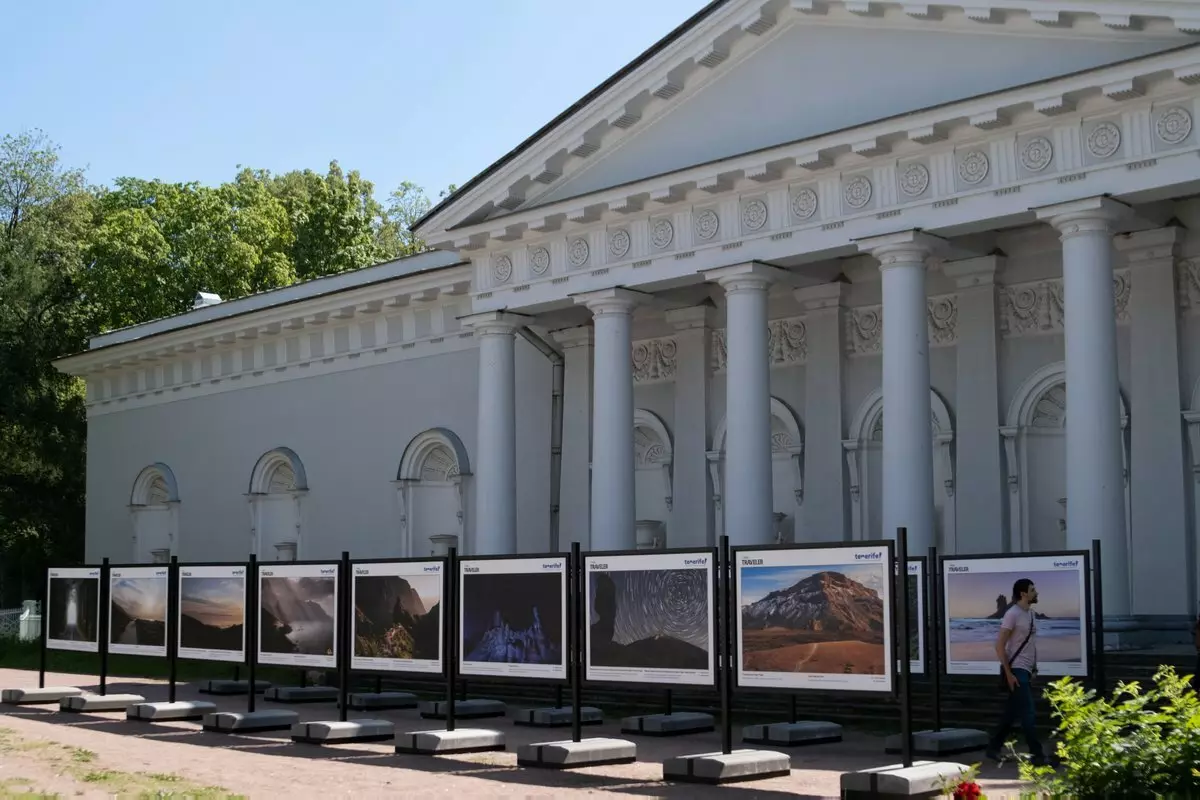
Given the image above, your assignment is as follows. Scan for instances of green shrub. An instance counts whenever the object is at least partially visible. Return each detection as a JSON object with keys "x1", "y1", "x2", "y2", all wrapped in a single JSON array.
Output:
[{"x1": 1019, "y1": 666, "x2": 1200, "y2": 798}]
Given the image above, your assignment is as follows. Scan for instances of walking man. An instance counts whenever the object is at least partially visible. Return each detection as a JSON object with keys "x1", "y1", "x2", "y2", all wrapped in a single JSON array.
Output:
[{"x1": 986, "y1": 578, "x2": 1051, "y2": 765}]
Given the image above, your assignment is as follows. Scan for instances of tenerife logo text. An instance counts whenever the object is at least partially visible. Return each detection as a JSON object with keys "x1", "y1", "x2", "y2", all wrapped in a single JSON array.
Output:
[
  {"x1": 542, "y1": 562, "x2": 563, "y2": 571},
  {"x1": 422, "y1": 565, "x2": 441, "y2": 573},
  {"x1": 683, "y1": 558, "x2": 708, "y2": 566},
  {"x1": 854, "y1": 552, "x2": 883, "y2": 561},
  {"x1": 1053, "y1": 560, "x2": 1079, "y2": 569},
  {"x1": 319, "y1": 568, "x2": 336, "y2": 576}
]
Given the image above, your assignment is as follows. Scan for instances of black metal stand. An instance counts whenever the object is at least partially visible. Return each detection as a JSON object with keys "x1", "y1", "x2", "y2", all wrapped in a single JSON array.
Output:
[
  {"x1": 1091, "y1": 539, "x2": 1105, "y2": 696},
  {"x1": 247, "y1": 554, "x2": 258, "y2": 714},
  {"x1": 789, "y1": 694, "x2": 797, "y2": 725},
  {"x1": 445, "y1": 546, "x2": 457, "y2": 734},
  {"x1": 168, "y1": 557, "x2": 179, "y2": 704},
  {"x1": 99, "y1": 558, "x2": 110, "y2": 697},
  {"x1": 896, "y1": 529, "x2": 913, "y2": 769},
  {"x1": 928, "y1": 545, "x2": 942, "y2": 733},
  {"x1": 375, "y1": 675, "x2": 382, "y2": 694},
  {"x1": 338, "y1": 550, "x2": 350, "y2": 723},
  {"x1": 719, "y1": 534, "x2": 733, "y2": 756},
  {"x1": 570, "y1": 541, "x2": 582, "y2": 743},
  {"x1": 555, "y1": 683, "x2": 563, "y2": 710},
  {"x1": 665, "y1": 688, "x2": 673, "y2": 716},
  {"x1": 37, "y1": 568, "x2": 48, "y2": 690}
]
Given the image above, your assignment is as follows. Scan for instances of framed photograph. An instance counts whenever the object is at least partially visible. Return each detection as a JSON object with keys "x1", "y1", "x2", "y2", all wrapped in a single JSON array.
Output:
[
  {"x1": 458, "y1": 556, "x2": 567, "y2": 680},
  {"x1": 351, "y1": 560, "x2": 444, "y2": 674},
  {"x1": 584, "y1": 550, "x2": 715, "y2": 687},
  {"x1": 942, "y1": 553, "x2": 1089, "y2": 678},
  {"x1": 46, "y1": 567, "x2": 101, "y2": 653},
  {"x1": 258, "y1": 563, "x2": 338, "y2": 669},
  {"x1": 895, "y1": 558, "x2": 925, "y2": 675},
  {"x1": 108, "y1": 566, "x2": 169, "y2": 657},
  {"x1": 735, "y1": 543, "x2": 894, "y2": 693},
  {"x1": 178, "y1": 565, "x2": 247, "y2": 663}
]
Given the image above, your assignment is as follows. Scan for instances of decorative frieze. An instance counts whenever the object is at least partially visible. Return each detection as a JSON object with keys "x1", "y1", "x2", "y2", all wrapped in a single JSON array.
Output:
[
  {"x1": 998, "y1": 269, "x2": 1131, "y2": 337},
  {"x1": 844, "y1": 294, "x2": 959, "y2": 357},
  {"x1": 1179, "y1": 257, "x2": 1200, "y2": 313},
  {"x1": 632, "y1": 337, "x2": 677, "y2": 383}
]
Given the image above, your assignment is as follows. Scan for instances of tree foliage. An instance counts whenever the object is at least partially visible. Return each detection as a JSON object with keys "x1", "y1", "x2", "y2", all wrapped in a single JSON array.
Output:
[{"x1": 0, "y1": 128, "x2": 448, "y2": 603}]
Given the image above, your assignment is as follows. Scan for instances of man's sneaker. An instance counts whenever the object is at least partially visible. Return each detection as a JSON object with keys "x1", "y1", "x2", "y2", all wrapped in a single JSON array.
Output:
[{"x1": 984, "y1": 749, "x2": 1004, "y2": 763}]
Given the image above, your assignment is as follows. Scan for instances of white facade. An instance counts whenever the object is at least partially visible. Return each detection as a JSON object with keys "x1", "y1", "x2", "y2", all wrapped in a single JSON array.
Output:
[{"x1": 58, "y1": 1, "x2": 1200, "y2": 632}]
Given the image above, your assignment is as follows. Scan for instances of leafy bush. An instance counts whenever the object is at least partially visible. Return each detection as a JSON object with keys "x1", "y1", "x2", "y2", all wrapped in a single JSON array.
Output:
[{"x1": 1019, "y1": 666, "x2": 1200, "y2": 798}]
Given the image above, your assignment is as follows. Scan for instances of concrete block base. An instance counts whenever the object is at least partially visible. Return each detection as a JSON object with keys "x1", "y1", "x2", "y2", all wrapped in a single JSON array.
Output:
[
  {"x1": 884, "y1": 728, "x2": 989, "y2": 757},
  {"x1": 394, "y1": 728, "x2": 506, "y2": 755},
  {"x1": 291, "y1": 719, "x2": 395, "y2": 745},
  {"x1": 1, "y1": 687, "x2": 83, "y2": 705},
  {"x1": 663, "y1": 749, "x2": 792, "y2": 785},
  {"x1": 620, "y1": 711, "x2": 714, "y2": 737},
  {"x1": 264, "y1": 686, "x2": 338, "y2": 704},
  {"x1": 59, "y1": 693, "x2": 145, "y2": 713},
  {"x1": 198, "y1": 680, "x2": 270, "y2": 696},
  {"x1": 346, "y1": 692, "x2": 418, "y2": 711},
  {"x1": 126, "y1": 701, "x2": 218, "y2": 722},
  {"x1": 516, "y1": 737, "x2": 637, "y2": 769},
  {"x1": 513, "y1": 706, "x2": 603, "y2": 728},
  {"x1": 202, "y1": 709, "x2": 300, "y2": 733},
  {"x1": 418, "y1": 698, "x2": 506, "y2": 720},
  {"x1": 742, "y1": 721, "x2": 842, "y2": 747},
  {"x1": 841, "y1": 761, "x2": 972, "y2": 799}
]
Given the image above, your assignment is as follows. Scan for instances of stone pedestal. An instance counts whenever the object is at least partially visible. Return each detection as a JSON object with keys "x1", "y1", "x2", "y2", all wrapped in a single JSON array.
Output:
[
  {"x1": 59, "y1": 693, "x2": 144, "y2": 713},
  {"x1": 127, "y1": 701, "x2": 217, "y2": 722},
  {"x1": 742, "y1": 721, "x2": 842, "y2": 747},
  {"x1": 517, "y1": 738, "x2": 637, "y2": 769},
  {"x1": 418, "y1": 698, "x2": 506, "y2": 720},
  {"x1": 513, "y1": 706, "x2": 603, "y2": 727},
  {"x1": 841, "y1": 761, "x2": 971, "y2": 799},
  {"x1": 394, "y1": 728, "x2": 506, "y2": 755},
  {"x1": 1, "y1": 686, "x2": 82, "y2": 705},
  {"x1": 620, "y1": 711, "x2": 713, "y2": 736},
  {"x1": 884, "y1": 729, "x2": 988, "y2": 757},
  {"x1": 198, "y1": 679, "x2": 270, "y2": 695},
  {"x1": 291, "y1": 719, "x2": 395, "y2": 745},
  {"x1": 663, "y1": 749, "x2": 791, "y2": 785},
  {"x1": 202, "y1": 709, "x2": 300, "y2": 733},
  {"x1": 264, "y1": 686, "x2": 338, "y2": 704},
  {"x1": 346, "y1": 691, "x2": 418, "y2": 710}
]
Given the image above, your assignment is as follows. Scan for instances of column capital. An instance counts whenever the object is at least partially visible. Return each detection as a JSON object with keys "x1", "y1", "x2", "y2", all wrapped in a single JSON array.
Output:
[
  {"x1": 573, "y1": 287, "x2": 650, "y2": 316},
  {"x1": 794, "y1": 281, "x2": 848, "y2": 311},
  {"x1": 703, "y1": 261, "x2": 788, "y2": 293},
  {"x1": 550, "y1": 326, "x2": 594, "y2": 349},
  {"x1": 1034, "y1": 196, "x2": 1133, "y2": 239},
  {"x1": 1114, "y1": 226, "x2": 1182, "y2": 265},
  {"x1": 460, "y1": 310, "x2": 530, "y2": 335},
  {"x1": 665, "y1": 304, "x2": 718, "y2": 330},
  {"x1": 855, "y1": 230, "x2": 947, "y2": 268},
  {"x1": 943, "y1": 255, "x2": 1006, "y2": 289}
]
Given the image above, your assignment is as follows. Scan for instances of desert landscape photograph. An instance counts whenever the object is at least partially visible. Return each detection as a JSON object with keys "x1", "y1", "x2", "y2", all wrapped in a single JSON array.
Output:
[
  {"x1": 109, "y1": 569, "x2": 168, "y2": 655},
  {"x1": 738, "y1": 554, "x2": 891, "y2": 690},
  {"x1": 588, "y1": 566, "x2": 711, "y2": 677},
  {"x1": 460, "y1": 567, "x2": 564, "y2": 673},
  {"x1": 47, "y1": 572, "x2": 100, "y2": 651},
  {"x1": 258, "y1": 569, "x2": 338, "y2": 667},
  {"x1": 353, "y1": 568, "x2": 441, "y2": 671},
  {"x1": 179, "y1": 570, "x2": 246, "y2": 661}
]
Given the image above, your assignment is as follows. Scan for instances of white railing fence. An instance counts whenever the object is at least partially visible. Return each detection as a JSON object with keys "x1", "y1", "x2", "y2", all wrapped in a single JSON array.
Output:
[{"x1": 0, "y1": 601, "x2": 41, "y2": 642}]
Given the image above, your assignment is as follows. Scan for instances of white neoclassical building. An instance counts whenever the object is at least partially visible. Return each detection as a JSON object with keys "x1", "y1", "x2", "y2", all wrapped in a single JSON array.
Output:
[{"x1": 58, "y1": 0, "x2": 1200, "y2": 636}]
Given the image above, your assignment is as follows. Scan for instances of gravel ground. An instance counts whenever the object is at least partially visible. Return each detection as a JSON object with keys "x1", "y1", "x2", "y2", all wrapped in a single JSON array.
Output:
[{"x1": 0, "y1": 668, "x2": 1034, "y2": 798}]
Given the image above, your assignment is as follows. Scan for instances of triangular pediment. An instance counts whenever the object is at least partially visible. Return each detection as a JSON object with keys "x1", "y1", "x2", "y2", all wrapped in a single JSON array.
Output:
[{"x1": 417, "y1": 0, "x2": 1195, "y2": 243}]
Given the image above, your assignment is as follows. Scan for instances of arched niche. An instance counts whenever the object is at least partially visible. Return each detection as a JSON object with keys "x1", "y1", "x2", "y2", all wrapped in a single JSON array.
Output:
[
  {"x1": 633, "y1": 409, "x2": 673, "y2": 549},
  {"x1": 843, "y1": 388, "x2": 956, "y2": 550},
  {"x1": 396, "y1": 428, "x2": 471, "y2": 557},
  {"x1": 247, "y1": 447, "x2": 308, "y2": 561},
  {"x1": 129, "y1": 463, "x2": 179, "y2": 563},
  {"x1": 1001, "y1": 361, "x2": 1130, "y2": 554},
  {"x1": 708, "y1": 397, "x2": 804, "y2": 545}
]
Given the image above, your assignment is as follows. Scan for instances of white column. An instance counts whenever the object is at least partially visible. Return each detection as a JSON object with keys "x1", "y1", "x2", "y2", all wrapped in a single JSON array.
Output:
[
  {"x1": 1036, "y1": 197, "x2": 1131, "y2": 617},
  {"x1": 552, "y1": 327, "x2": 594, "y2": 550},
  {"x1": 705, "y1": 263, "x2": 786, "y2": 546},
  {"x1": 795, "y1": 283, "x2": 849, "y2": 541},
  {"x1": 1116, "y1": 227, "x2": 1188, "y2": 617},
  {"x1": 666, "y1": 306, "x2": 717, "y2": 548},
  {"x1": 857, "y1": 231, "x2": 943, "y2": 555},
  {"x1": 575, "y1": 289, "x2": 645, "y2": 551},
  {"x1": 944, "y1": 256, "x2": 1005, "y2": 554},
  {"x1": 462, "y1": 311, "x2": 526, "y2": 555}
]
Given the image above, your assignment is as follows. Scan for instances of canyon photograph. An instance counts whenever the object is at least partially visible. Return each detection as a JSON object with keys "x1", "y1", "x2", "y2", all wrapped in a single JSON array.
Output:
[{"x1": 353, "y1": 570, "x2": 441, "y2": 669}]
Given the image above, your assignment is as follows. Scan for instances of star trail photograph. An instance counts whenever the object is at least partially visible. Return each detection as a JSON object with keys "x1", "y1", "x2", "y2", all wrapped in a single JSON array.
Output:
[{"x1": 585, "y1": 552, "x2": 714, "y2": 686}]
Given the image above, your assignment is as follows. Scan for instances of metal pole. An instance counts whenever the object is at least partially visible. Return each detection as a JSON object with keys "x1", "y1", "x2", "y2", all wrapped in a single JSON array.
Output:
[
  {"x1": 375, "y1": 675, "x2": 382, "y2": 694},
  {"x1": 665, "y1": 688, "x2": 673, "y2": 716},
  {"x1": 247, "y1": 554, "x2": 257, "y2": 714},
  {"x1": 339, "y1": 551, "x2": 350, "y2": 723},
  {"x1": 720, "y1": 534, "x2": 733, "y2": 756},
  {"x1": 38, "y1": 567, "x2": 48, "y2": 690},
  {"x1": 168, "y1": 557, "x2": 179, "y2": 704},
  {"x1": 928, "y1": 546, "x2": 942, "y2": 733},
  {"x1": 570, "y1": 541, "x2": 582, "y2": 743},
  {"x1": 1091, "y1": 539, "x2": 1106, "y2": 696},
  {"x1": 446, "y1": 546, "x2": 457, "y2": 733},
  {"x1": 897, "y1": 529, "x2": 913, "y2": 769},
  {"x1": 99, "y1": 558, "x2": 110, "y2": 697},
  {"x1": 789, "y1": 694, "x2": 797, "y2": 725}
]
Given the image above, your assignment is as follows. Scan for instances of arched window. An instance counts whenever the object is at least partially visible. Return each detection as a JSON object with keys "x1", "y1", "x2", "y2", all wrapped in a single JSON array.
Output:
[
  {"x1": 396, "y1": 429, "x2": 471, "y2": 557},
  {"x1": 633, "y1": 409, "x2": 673, "y2": 549},
  {"x1": 248, "y1": 447, "x2": 308, "y2": 561},
  {"x1": 129, "y1": 463, "x2": 180, "y2": 563}
]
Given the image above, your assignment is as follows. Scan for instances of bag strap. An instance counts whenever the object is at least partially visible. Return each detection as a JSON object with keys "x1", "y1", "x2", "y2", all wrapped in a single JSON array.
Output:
[{"x1": 1008, "y1": 610, "x2": 1035, "y2": 665}]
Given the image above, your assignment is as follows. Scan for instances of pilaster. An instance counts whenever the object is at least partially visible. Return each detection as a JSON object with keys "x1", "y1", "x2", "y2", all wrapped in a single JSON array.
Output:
[
  {"x1": 553, "y1": 326, "x2": 594, "y2": 550},
  {"x1": 1116, "y1": 227, "x2": 1189, "y2": 616},
  {"x1": 944, "y1": 256, "x2": 1005, "y2": 554},
  {"x1": 666, "y1": 305, "x2": 717, "y2": 548},
  {"x1": 795, "y1": 283, "x2": 849, "y2": 541}
]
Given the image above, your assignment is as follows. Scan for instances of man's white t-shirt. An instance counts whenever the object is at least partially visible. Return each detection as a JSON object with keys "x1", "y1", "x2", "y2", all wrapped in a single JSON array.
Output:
[{"x1": 1001, "y1": 604, "x2": 1037, "y2": 673}]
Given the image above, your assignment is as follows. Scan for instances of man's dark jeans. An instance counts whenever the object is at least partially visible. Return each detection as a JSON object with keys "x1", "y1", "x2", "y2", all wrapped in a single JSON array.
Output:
[{"x1": 988, "y1": 668, "x2": 1045, "y2": 761}]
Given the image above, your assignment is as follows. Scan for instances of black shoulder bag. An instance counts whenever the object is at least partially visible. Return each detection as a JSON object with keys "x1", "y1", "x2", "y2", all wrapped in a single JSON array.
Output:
[{"x1": 999, "y1": 613, "x2": 1035, "y2": 692}]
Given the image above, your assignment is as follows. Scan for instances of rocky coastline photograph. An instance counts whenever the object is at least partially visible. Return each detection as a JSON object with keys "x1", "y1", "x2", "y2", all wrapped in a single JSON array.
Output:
[
  {"x1": 47, "y1": 574, "x2": 100, "y2": 648},
  {"x1": 740, "y1": 563, "x2": 887, "y2": 678},
  {"x1": 259, "y1": 573, "x2": 337, "y2": 664},
  {"x1": 353, "y1": 572, "x2": 441, "y2": 664},
  {"x1": 179, "y1": 573, "x2": 245, "y2": 658},
  {"x1": 460, "y1": 571, "x2": 563, "y2": 666},
  {"x1": 109, "y1": 571, "x2": 168, "y2": 654},
  {"x1": 588, "y1": 568, "x2": 709, "y2": 672}
]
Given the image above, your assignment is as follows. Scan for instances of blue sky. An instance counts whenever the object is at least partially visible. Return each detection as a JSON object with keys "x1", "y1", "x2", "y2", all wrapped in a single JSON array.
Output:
[
  {"x1": 740, "y1": 564, "x2": 886, "y2": 606},
  {"x1": 3, "y1": 1, "x2": 707, "y2": 200}
]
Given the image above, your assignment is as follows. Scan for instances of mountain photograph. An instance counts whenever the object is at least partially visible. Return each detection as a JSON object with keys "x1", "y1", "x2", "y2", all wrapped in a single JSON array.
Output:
[
  {"x1": 354, "y1": 573, "x2": 441, "y2": 662},
  {"x1": 110, "y1": 575, "x2": 167, "y2": 650},
  {"x1": 740, "y1": 564, "x2": 886, "y2": 677},
  {"x1": 180, "y1": 576, "x2": 245, "y2": 655},
  {"x1": 461, "y1": 572, "x2": 563, "y2": 665},
  {"x1": 588, "y1": 569, "x2": 709, "y2": 672},
  {"x1": 259, "y1": 575, "x2": 336, "y2": 657}
]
